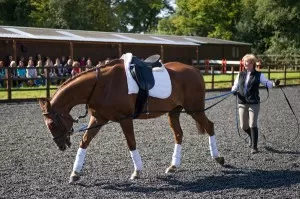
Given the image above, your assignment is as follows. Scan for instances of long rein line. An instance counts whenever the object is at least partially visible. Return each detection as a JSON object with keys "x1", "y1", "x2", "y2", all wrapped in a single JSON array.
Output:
[
  {"x1": 234, "y1": 86, "x2": 270, "y2": 145},
  {"x1": 261, "y1": 87, "x2": 300, "y2": 148},
  {"x1": 75, "y1": 91, "x2": 234, "y2": 132},
  {"x1": 234, "y1": 86, "x2": 300, "y2": 148},
  {"x1": 73, "y1": 68, "x2": 100, "y2": 123}
]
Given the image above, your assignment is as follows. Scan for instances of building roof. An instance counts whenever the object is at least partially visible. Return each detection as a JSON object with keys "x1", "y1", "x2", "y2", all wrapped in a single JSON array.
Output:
[{"x1": 0, "y1": 26, "x2": 251, "y2": 46}]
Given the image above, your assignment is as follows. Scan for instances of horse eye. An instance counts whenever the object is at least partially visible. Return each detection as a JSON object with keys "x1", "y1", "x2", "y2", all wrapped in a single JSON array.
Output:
[{"x1": 46, "y1": 119, "x2": 56, "y2": 129}]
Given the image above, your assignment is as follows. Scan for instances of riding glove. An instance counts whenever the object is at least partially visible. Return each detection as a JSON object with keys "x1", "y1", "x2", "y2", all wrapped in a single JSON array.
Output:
[{"x1": 273, "y1": 79, "x2": 280, "y2": 87}]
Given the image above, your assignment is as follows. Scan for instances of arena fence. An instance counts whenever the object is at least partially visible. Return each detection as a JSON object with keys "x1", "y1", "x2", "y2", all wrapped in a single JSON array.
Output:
[{"x1": 0, "y1": 64, "x2": 299, "y2": 102}]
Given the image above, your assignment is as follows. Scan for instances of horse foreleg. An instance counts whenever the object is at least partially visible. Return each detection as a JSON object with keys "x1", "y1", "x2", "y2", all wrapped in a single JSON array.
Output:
[
  {"x1": 119, "y1": 118, "x2": 142, "y2": 180},
  {"x1": 166, "y1": 106, "x2": 183, "y2": 173},
  {"x1": 69, "y1": 116, "x2": 104, "y2": 184}
]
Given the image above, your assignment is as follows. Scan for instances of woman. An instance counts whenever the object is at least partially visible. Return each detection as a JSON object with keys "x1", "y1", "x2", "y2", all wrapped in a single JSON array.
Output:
[
  {"x1": 17, "y1": 60, "x2": 26, "y2": 87},
  {"x1": 71, "y1": 61, "x2": 81, "y2": 77},
  {"x1": 231, "y1": 54, "x2": 280, "y2": 154},
  {"x1": 0, "y1": 60, "x2": 7, "y2": 88},
  {"x1": 36, "y1": 60, "x2": 45, "y2": 86},
  {"x1": 45, "y1": 58, "x2": 57, "y2": 85},
  {"x1": 26, "y1": 59, "x2": 38, "y2": 86}
]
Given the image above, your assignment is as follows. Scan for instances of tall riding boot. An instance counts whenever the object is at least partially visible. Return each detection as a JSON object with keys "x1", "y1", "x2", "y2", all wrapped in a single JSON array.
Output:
[
  {"x1": 244, "y1": 128, "x2": 251, "y2": 147},
  {"x1": 250, "y1": 127, "x2": 259, "y2": 154}
]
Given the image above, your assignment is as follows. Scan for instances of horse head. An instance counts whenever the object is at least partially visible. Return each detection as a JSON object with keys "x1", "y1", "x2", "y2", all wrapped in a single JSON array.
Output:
[{"x1": 39, "y1": 98, "x2": 75, "y2": 151}]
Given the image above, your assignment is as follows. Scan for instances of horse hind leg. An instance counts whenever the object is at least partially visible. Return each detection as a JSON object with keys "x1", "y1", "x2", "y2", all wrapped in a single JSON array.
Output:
[
  {"x1": 165, "y1": 106, "x2": 184, "y2": 174},
  {"x1": 190, "y1": 112, "x2": 225, "y2": 166}
]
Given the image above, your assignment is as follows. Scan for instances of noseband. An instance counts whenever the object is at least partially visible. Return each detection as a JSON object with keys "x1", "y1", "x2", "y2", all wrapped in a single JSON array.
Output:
[{"x1": 42, "y1": 110, "x2": 77, "y2": 142}]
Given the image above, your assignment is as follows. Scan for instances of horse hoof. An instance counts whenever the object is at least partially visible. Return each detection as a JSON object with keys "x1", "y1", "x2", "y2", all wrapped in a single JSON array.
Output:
[
  {"x1": 69, "y1": 175, "x2": 80, "y2": 184},
  {"x1": 215, "y1": 157, "x2": 225, "y2": 165},
  {"x1": 130, "y1": 170, "x2": 140, "y2": 180},
  {"x1": 165, "y1": 165, "x2": 177, "y2": 173},
  {"x1": 69, "y1": 171, "x2": 80, "y2": 184},
  {"x1": 251, "y1": 149, "x2": 259, "y2": 154}
]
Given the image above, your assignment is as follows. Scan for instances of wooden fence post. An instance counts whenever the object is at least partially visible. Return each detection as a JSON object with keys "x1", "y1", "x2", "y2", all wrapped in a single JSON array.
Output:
[
  {"x1": 267, "y1": 65, "x2": 270, "y2": 80},
  {"x1": 46, "y1": 67, "x2": 50, "y2": 98},
  {"x1": 231, "y1": 66, "x2": 234, "y2": 85},
  {"x1": 284, "y1": 65, "x2": 287, "y2": 86},
  {"x1": 7, "y1": 68, "x2": 12, "y2": 100},
  {"x1": 211, "y1": 66, "x2": 214, "y2": 89},
  {"x1": 205, "y1": 59, "x2": 209, "y2": 74}
]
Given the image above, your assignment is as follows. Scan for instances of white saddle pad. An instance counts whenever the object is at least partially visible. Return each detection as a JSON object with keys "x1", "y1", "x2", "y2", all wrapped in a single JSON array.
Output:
[{"x1": 120, "y1": 53, "x2": 172, "y2": 99}]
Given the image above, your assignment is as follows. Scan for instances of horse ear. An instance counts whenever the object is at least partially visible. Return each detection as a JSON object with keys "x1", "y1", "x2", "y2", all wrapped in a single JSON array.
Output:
[
  {"x1": 44, "y1": 98, "x2": 52, "y2": 111},
  {"x1": 38, "y1": 98, "x2": 51, "y2": 111},
  {"x1": 38, "y1": 98, "x2": 46, "y2": 109}
]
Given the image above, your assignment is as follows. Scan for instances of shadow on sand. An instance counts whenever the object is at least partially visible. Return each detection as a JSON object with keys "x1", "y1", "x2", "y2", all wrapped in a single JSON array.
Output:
[
  {"x1": 77, "y1": 166, "x2": 300, "y2": 193},
  {"x1": 264, "y1": 146, "x2": 300, "y2": 155}
]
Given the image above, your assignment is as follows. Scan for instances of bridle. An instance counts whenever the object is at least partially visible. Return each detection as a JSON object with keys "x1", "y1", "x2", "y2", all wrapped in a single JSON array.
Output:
[
  {"x1": 42, "y1": 68, "x2": 100, "y2": 143},
  {"x1": 42, "y1": 110, "x2": 78, "y2": 144}
]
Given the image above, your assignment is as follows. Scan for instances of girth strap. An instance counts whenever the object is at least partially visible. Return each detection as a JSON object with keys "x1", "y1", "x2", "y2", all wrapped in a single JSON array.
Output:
[{"x1": 129, "y1": 55, "x2": 162, "y2": 118}]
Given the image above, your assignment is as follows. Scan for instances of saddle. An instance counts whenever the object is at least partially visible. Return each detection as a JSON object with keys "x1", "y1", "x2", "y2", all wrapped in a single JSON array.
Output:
[{"x1": 129, "y1": 54, "x2": 162, "y2": 118}]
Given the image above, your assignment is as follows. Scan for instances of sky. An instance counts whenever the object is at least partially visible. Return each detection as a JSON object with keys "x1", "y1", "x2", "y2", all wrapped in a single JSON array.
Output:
[{"x1": 159, "y1": 0, "x2": 176, "y2": 17}]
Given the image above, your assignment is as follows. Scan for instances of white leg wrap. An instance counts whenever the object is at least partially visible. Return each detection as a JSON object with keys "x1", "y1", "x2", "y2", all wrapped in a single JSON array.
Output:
[
  {"x1": 171, "y1": 144, "x2": 182, "y2": 167},
  {"x1": 130, "y1": 150, "x2": 143, "y2": 171},
  {"x1": 209, "y1": 135, "x2": 219, "y2": 158},
  {"x1": 72, "y1": 148, "x2": 87, "y2": 172}
]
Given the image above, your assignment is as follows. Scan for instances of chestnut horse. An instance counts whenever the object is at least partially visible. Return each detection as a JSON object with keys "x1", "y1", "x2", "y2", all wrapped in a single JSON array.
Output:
[{"x1": 39, "y1": 57, "x2": 224, "y2": 184}]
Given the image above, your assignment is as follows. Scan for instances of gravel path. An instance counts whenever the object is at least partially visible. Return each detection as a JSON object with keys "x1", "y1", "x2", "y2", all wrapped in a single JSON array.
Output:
[{"x1": 0, "y1": 87, "x2": 299, "y2": 198}]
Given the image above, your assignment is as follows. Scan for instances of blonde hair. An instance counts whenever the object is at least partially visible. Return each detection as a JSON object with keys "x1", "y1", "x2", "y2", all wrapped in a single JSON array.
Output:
[
  {"x1": 37, "y1": 60, "x2": 43, "y2": 67},
  {"x1": 10, "y1": 61, "x2": 17, "y2": 67},
  {"x1": 72, "y1": 61, "x2": 80, "y2": 67},
  {"x1": 242, "y1": 54, "x2": 257, "y2": 67}
]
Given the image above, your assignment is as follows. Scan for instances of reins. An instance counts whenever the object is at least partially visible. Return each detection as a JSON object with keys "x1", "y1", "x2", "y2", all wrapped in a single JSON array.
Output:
[
  {"x1": 234, "y1": 86, "x2": 270, "y2": 145},
  {"x1": 75, "y1": 91, "x2": 234, "y2": 132},
  {"x1": 261, "y1": 87, "x2": 300, "y2": 148},
  {"x1": 74, "y1": 68, "x2": 99, "y2": 122},
  {"x1": 234, "y1": 87, "x2": 300, "y2": 149},
  {"x1": 42, "y1": 111, "x2": 77, "y2": 141}
]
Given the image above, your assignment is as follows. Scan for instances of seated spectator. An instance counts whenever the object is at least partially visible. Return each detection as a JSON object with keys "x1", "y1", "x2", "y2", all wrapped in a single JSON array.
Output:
[
  {"x1": 9, "y1": 61, "x2": 18, "y2": 87},
  {"x1": 85, "y1": 59, "x2": 93, "y2": 70},
  {"x1": 54, "y1": 58, "x2": 64, "y2": 84},
  {"x1": 104, "y1": 57, "x2": 111, "y2": 64},
  {"x1": 36, "y1": 54, "x2": 42, "y2": 64},
  {"x1": 36, "y1": 60, "x2": 45, "y2": 86},
  {"x1": 96, "y1": 61, "x2": 102, "y2": 67},
  {"x1": 71, "y1": 61, "x2": 80, "y2": 77},
  {"x1": 17, "y1": 61, "x2": 26, "y2": 87},
  {"x1": 80, "y1": 56, "x2": 86, "y2": 70},
  {"x1": 61, "y1": 56, "x2": 67, "y2": 66},
  {"x1": 45, "y1": 58, "x2": 57, "y2": 85},
  {"x1": 63, "y1": 59, "x2": 73, "y2": 77},
  {"x1": 26, "y1": 59, "x2": 38, "y2": 86},
  {"x1": 0, "y1": 60, "x2": 7, "y2": 88}
]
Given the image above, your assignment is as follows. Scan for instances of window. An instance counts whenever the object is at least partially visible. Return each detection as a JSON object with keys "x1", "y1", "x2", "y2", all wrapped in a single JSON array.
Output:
[{"x1": 232, "y1": 47, "x2": 239, "y2": 58}]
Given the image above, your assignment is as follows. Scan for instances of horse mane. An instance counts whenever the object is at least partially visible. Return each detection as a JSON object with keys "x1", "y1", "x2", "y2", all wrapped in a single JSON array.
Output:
[{"x1": 50, "y1": 58, "x2": 122, "y2": 99}]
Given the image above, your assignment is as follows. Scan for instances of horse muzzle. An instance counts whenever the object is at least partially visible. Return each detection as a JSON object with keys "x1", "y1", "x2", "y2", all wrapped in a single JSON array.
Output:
[{"x1": 54, "y1": 134, "x2": 72, "y2": 151}]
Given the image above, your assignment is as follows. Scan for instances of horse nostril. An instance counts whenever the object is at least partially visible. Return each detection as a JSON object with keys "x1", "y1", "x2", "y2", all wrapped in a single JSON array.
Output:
[
  {"x1": 58, "y1": 145, "x2": 66, "y2": 151},
  {"x1": 66, "y1": 138, "x2": 71, "y2": 148}
]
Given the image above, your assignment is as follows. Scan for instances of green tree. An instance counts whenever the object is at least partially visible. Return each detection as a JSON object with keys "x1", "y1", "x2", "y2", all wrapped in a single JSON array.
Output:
[
  {"x1": 158, "y1": 0, "x2": 242, "y2": 39},
  {"x1": 254, "y1": 0, "x2": 300, "y2": 55},
  {"x1": 234, "y1": 0, "x2": 264, "y2": 53},
  {"x1": 114, "y1": 0, "x2": 174, "y2": 33},
  {"x1": 235, "y1": 0, "x2": 300, "y2": 55},
  {"x1": 29, "y1": 0, "x2": 118, "y2": 31},
  {"x1": 0, "y1": 0, "x2": 32, "y2": 26}
]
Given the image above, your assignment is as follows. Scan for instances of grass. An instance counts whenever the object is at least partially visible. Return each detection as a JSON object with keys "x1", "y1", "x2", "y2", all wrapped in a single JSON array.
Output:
[
  {"x1": 0, "y1": 86, "x2": 57, "y2": 99},
  {"x1": 203, "y1": 70, "x2": 299, "y2": 89},
  {"x1": 0, "y1": 70, "x2": 299, "y2": 100}
]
